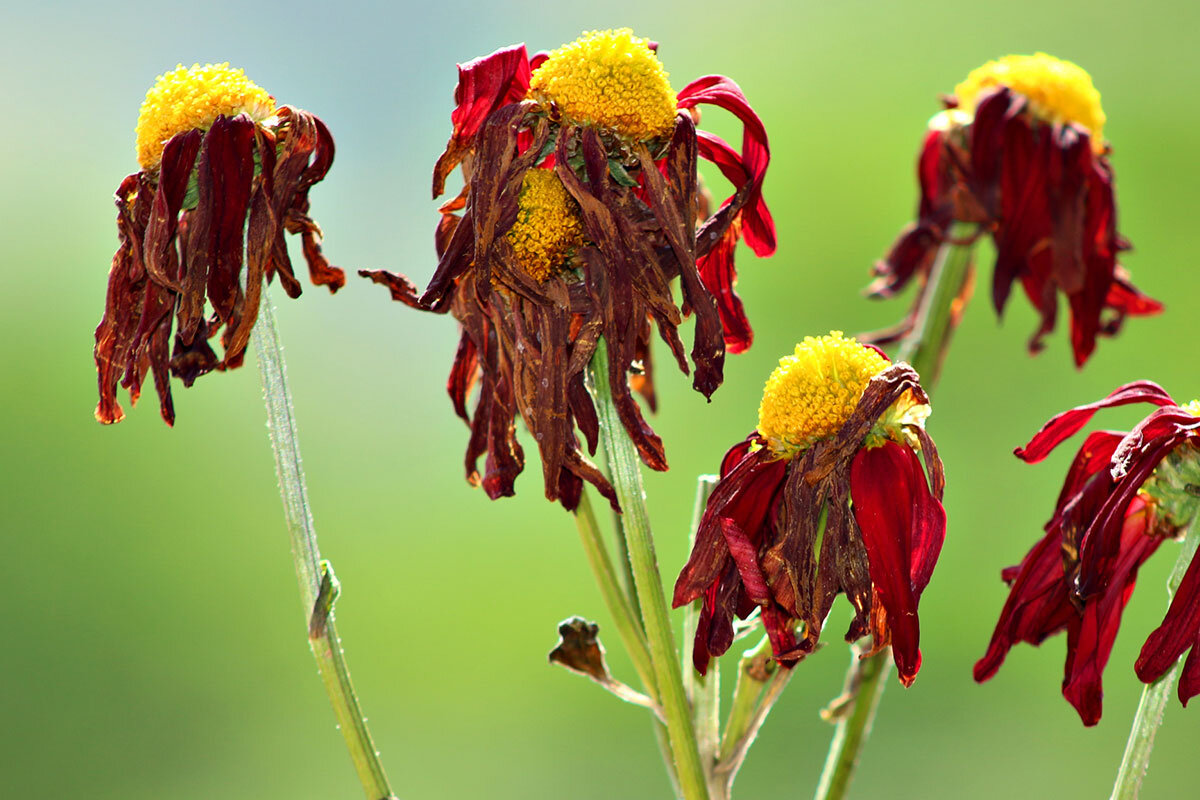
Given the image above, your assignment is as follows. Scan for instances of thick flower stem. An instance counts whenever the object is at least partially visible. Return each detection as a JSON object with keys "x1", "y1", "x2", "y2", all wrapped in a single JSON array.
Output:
[
  {"x1": 895, "y1": 220, "x2": 979, "y2": 384},
  {"x1": 812, "y1": 644, "x2": 890, "y2": 800},
  {"x1": 1110, "y1": 518, "x2": 1200, "y2": 800},
  {"x1": 589, "y1": 341, "x2": 711, "y2": 800},
  {"x1": 814, "y1": 223, "x2": 976, "y2": 800},
  {"x1": 573, "y1": 491, "x2": 659, "y2": 699},
  {"x1": 252, "y1": 296, "x2": 396, "y2": 800}
]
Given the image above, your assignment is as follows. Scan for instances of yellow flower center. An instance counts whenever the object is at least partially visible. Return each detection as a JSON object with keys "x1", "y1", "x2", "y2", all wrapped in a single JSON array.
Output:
[
  {"x1": 1182, "y1": 400, "x2": 1200, "y2": 417},
  {"x1": 528, "y1": 28, "x2": 678, "y2": 141},
  {"x1": 135, "y1": 63, "x2": 275, "y2": 169},
  {"x1": 954, "y1": 53, "x2": 1106, "y2": 152},
  {"x1": 757, "y1": 332, "x2": 893, "y2": 456},
  {"x1": 506, "y1": 169, "x2": 585, "y2": 281}
]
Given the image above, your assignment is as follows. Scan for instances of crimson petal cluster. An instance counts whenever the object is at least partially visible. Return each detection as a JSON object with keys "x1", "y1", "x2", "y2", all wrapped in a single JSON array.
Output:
[{"x1": 976, "y1": 382, "x2": 1200, "y2": 724}]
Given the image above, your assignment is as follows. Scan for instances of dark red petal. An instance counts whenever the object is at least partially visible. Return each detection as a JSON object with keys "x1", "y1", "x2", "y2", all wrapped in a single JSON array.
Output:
[
  {"x1": 850, "y1": 442, "x2": 921, "y2": 686},
  {"x1": 432, "y1": 44, "x2": 531, "y2": 198},
  {"x1": 696, "y1": 222, "x2": 752, "y2": 354},
  {"x1": 1015, "y1": 381, "x2": 1176, "y2": 463},
  {"x1": 1077, "y1": 436, "x2": 1184, "y2": 598},
  {"x1": 1062, "y1": 504, "x2": 1160, "y2": 725},
  {"x1": 905, "y1": 445, "x2": 947, "y2": 596},
  {"x1": 677, "y1": 75, "x2": 775, "y2": 256},
  {"x1": 1136, "y1": 548, "x2": 1200, "y2": 683},
  {"x1": 719, "y1": 516, "x2": 771, "y2": 606},
  {"x1": 1179, "y1": 637, "x2": 1200, "y2": 707},
  {"x1": 974, "y1": 528, "x2": 1075, "y2": 683},
  {"x1": 1105, "y1": 270, "x2": 1164, "y2": 316}
]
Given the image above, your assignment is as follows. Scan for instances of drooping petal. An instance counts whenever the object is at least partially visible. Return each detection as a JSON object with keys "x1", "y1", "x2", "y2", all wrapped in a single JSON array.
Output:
[
  {"x1": 432, "y1": 44, "x2": 532, "y2": 198},
  {"x1": 1135, "y1": 551, "x2": 1200, "y2": 684},
  {"x1": 677, "y1": 75, "x2": 775, "y2": 256},
  {"x1": 850, "y1": 442, "x2": 923, "y2": 686},
  {"x1": 1061, "y1": 502, "x2": 1160, "y2": 725},
  {"x1": 1015, "y1": 381, "x2": 1176, "y2": 463},
  {"x1": 697, "y1": 222, "x2": 752, "y2": 354},
  {"x1": 974, "y1": 528, "x2": 1076, "y2": 683}
]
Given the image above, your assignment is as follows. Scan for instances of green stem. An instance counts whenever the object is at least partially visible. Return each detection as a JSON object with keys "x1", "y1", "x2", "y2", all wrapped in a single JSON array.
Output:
[
  {"x1": 812, "y1": 645, "x2": 890, "y2": 800},
  {"x1": 814, "y1": 221, "x2": 977, "y2": 800},
  {"x1": 590, "y1": 341, "x2": 710, "y2": 800},
  {"x1": 682, "y1": 476, "x2": 720, "y2": 797},
  {"x1": 1110, "y1": 518, "x2": 1200, "y2": 800},
  {"x1": 573, "y1": 491, "x2": 659, "y2": 700},
  {"x1": 574, "y1": 490, "x2": 680, "y2": 794},
  {"x1": 252, "y1": 296, "x2": 396, "y2": 800},
  {"x1": 715, "y1": 652, "x2": 792, "y2": 800},
  {"x1": 895, "y1": 221, "x2": 978, "y2": 384}
]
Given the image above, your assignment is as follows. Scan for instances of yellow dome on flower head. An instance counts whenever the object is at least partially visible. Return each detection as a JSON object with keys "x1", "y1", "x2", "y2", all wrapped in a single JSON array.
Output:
[
  {"x1": 757, "y1": 332, "x2": 893, "y2": 456},
  {"x1": 1183, "y1": 400, "x2": 1200, "y2": 417},
  {"x1": 528, "y1": 28, "x2": 679, "y2": 142},
  {"x1": 135, "y1": 63, "x2": 275, "y2": 169},
  {"x1": 954, "y1": 53, "x2": 1106, "y2": 151},
  {"x1": 506, "y1": 169, "x2": 585, "y2": 282}
]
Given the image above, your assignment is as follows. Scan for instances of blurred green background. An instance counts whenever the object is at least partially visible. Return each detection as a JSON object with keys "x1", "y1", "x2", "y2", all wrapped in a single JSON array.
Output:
[{"x1": 4, "y1": 1, "x2": 1199, "y2": 797}]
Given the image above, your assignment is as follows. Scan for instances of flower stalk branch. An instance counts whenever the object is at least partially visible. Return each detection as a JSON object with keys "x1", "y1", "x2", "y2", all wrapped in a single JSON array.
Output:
[
  {"x1": 1111, "y1": 518, "x2": 1200, "y2": 800},
  {"x1": 814, "y1": 225, "x2": 974, "y2": 800},
  {"x1": 252, "y1": 296, "x2": 396, "y2": 800},
  {"x1": 714, "y1": 635, "x2": 795, "y2": 799},
  {"x1": 590, "y1": 341, "x2": 711, "y2": 800}
]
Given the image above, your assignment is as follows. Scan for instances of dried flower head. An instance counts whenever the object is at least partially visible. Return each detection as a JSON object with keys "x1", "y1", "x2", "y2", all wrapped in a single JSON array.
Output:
[
  {"x1": 674, "y1": 333, "x2": 946, "y2": 685},
  {"x1": 362, "y1": 30, "x2": 776, "y2": 510},
  {"x1": 870, "y1": 53, "x2": 1161, "y2": 367},
  {"x1": 95, "y1": 63, "x2": 342, "y2": 425}
]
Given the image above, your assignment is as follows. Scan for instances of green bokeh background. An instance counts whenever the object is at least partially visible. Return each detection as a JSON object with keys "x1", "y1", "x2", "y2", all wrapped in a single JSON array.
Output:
[{"x1": 5, "y1": 1, "x2": 1199, "y2": 797}]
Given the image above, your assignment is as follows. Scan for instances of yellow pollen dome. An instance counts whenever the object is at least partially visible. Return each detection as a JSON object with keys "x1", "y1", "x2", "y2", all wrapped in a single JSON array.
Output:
[
  {"x1": 135, "y1": 63, "x2": 275, "y2": 169},
  {"x1": 1182, "y1": 400, "x2": 1200, "y2": 417},
  {"x1": 528, "y1": 28, "x2": 678, "y2": 141},
  {"x1": 954, "y1": 53, "x2": 1106, "y2": 152},
  {"x1": 757, "y1": 332, "x2": 891, "y2": 455},
  {"x1": 506, "y1": 169, "x2": 586, "y2": 282}
]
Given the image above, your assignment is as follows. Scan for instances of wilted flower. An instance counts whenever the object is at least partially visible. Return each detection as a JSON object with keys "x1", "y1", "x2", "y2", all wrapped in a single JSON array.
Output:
[
  {"x1": 363, "y1": 29, "x2": 775, "y2": 510},
  {"x1": 94, "y1": 63, "x2": 343, "y2": 425},
  {"x1": 975, "y1": 382, "x2": 1200, "y2": 725},
  {"x1": 870, "y1": 53, "x2": 1161, "y2": 367},
  {"x1": 672, "y1": 332, "x2": 946, "y2": 685}
]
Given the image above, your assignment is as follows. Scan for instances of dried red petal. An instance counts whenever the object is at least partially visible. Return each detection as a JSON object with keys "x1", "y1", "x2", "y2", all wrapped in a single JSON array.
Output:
[{"x1": 432, "y1": 44, "x2": 532, "y2": 198}]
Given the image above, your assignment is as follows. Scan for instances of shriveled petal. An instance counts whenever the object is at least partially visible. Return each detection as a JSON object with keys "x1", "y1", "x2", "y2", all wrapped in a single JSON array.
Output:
[
  {"x1": 696, "y1": 223, "x2": 752, "y2": 354},
  {"x1": 1015, "y1": 381, "x2": 1176, "y2": 463},
  {"x1": 432, "y1": 44, "x2": 531, "y2": 198}
]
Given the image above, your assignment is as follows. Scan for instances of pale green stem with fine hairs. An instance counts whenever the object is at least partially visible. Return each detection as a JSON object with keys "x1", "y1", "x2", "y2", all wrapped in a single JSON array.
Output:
[
  {"x1": 589, "y1": 341, "x2": 711, "y2": 800},
  {"x1": 1110, "y1": 517, "x2": 1200, "y2": 800},
  {"x1": 252, "y1": 296, "x2": 396, "y2": 800},
  {"x1": 814, "y1": 221, "x2": 977, "y2": 800},
  {"x1": 573, "y1": 491, "x2": 680, "y2": 796}
]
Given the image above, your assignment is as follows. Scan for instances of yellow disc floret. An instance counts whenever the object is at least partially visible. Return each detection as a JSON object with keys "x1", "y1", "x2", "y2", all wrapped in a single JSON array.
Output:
[
  {"x1": 136, "y1": 63, "x2": 275, "y2": 169},
  {"x1": 955, "y1": 53, "x2": 1106, "y2": 151},
  {"x1": 1182, "y1": 400, "x2": 1200, "y2": 417},
  {"x1": 757, "y1": 332, "x2": 892, "y2": 455},
  {"x1": 528, "y1": 29, "x2": 678, "y2": 141},
  {"x1": 506, "y1": 169, "x2": 585, "y2": 282}
]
